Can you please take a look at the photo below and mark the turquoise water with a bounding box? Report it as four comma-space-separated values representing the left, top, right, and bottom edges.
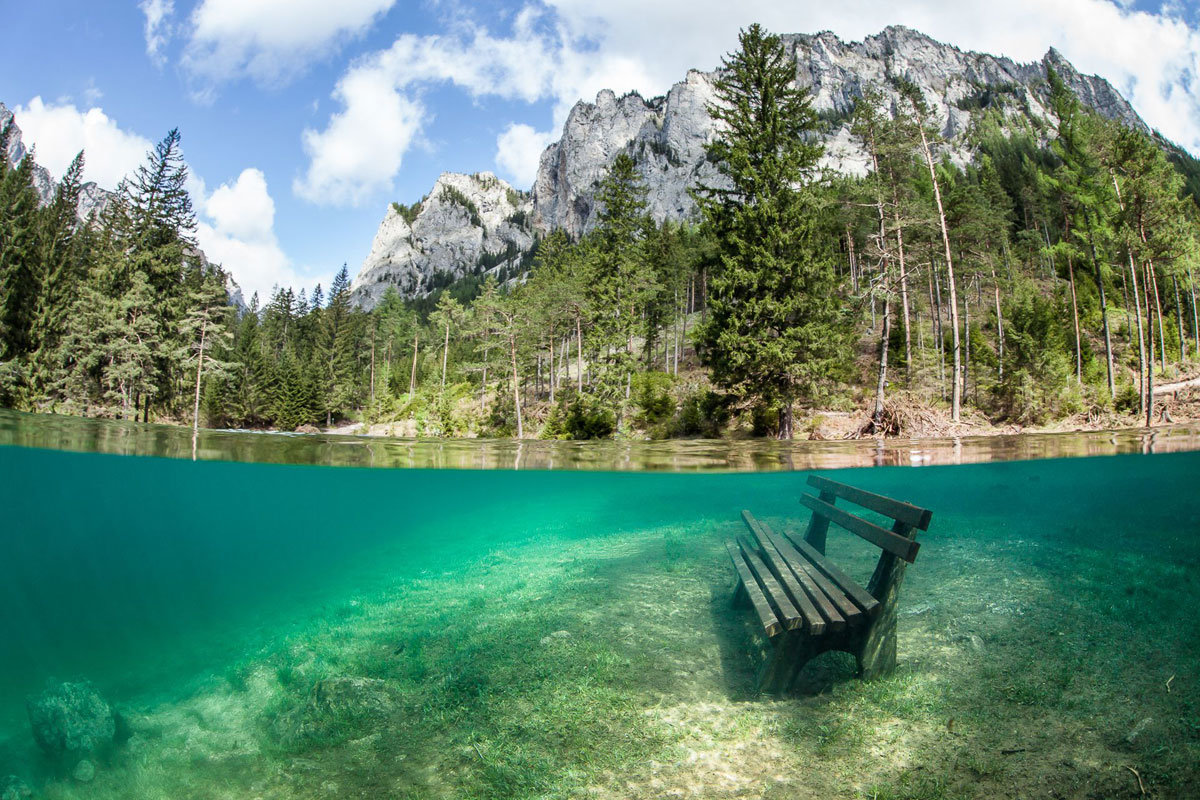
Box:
1, 416, 1199, 797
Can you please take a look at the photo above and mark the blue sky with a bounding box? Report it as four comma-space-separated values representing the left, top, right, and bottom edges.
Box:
1, 0, 1197, 302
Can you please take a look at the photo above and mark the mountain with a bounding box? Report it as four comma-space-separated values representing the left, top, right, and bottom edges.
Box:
352, 171, 535, 308
350, 25, 1153, 308
1, 102, 114, 221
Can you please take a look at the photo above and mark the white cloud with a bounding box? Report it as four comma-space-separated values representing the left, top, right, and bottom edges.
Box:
293, 63, 427, 206
13, 97, 152, 189
195, 168, 302, 302
140, 0, 175, 68
182, 0, 397, 87
495, 123, 557, 187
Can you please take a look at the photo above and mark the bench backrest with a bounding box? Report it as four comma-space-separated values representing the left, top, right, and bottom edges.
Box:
800, 475, 931, 564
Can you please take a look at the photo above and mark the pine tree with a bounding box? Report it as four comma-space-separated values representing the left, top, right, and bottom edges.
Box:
177, 270, 237, 435
695, 24, 851, 437
590, 153, 657, 401
315, 264, 357, 425
28, 151, 87, 397
0, 140, 43, 363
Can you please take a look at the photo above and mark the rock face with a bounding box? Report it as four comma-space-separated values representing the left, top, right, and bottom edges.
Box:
351, 25, 1151, 306
350, 171, 535, 308
1, 103, 114, 220
26, 681, 118, 758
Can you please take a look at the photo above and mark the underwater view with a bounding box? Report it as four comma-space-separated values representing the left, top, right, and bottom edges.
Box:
1, 413, 1198, 799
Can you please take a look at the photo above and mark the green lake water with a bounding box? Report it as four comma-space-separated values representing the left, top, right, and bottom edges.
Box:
1, 411, 1198, 798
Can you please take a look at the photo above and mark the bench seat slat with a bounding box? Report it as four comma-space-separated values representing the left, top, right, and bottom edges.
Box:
725, 540, 782, 637
737, 537, 804, 631
759, 520, 864, 626
741, 511, 827, 635
800, 493, 921, 563
783, 530, 882, 617
807, 475, 933, 531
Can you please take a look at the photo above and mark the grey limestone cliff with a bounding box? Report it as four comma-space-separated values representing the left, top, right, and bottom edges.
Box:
351, 25, 1151, 307
350, 171, 535, 308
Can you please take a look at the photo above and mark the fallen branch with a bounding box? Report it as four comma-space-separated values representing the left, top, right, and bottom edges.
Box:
1126, 766, 1146, 796
1155, 374, 1200, 396
1166, 674, 1175, 694
1000, 747, 1026, 755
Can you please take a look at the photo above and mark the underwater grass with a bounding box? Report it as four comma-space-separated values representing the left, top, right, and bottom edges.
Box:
6, 454, 1199, 799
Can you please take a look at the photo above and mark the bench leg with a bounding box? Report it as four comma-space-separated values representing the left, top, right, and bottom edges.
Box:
857, 554, 910, 680
731, 578, 751, 609
757, 631, 803, 694
856, 610, 897, 680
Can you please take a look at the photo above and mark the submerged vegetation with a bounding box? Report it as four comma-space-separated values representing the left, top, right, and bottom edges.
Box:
2, 449, 1197, 798
1, 26, 1199, 438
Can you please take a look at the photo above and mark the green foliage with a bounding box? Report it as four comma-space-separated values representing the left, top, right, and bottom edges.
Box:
994, 280, 1077, 423
391, 197, 424, 225
696, 24, 853, 436
631, 371, 675, 424
667, 386, 729, 438
564, 396, 616, 440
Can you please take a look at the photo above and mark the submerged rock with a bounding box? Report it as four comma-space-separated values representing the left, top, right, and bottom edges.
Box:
1, 776, 33, 800
72, 759, 95, 783
26, 681, 117, 757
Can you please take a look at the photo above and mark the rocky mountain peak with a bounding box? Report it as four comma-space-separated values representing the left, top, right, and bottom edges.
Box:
349, 170, 534, 308
351, 26, 1157, 307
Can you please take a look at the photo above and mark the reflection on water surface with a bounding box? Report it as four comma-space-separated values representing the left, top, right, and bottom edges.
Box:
1, 407, 1198, 470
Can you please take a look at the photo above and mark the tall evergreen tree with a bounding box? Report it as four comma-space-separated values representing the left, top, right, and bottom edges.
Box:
695, 23, 850, 437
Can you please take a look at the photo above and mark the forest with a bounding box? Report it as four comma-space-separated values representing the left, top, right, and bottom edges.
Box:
1, 24, 1198, 440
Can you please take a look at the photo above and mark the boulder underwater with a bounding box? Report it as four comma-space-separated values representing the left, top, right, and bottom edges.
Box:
0, 776, 33, 800
26, 681, 121, 758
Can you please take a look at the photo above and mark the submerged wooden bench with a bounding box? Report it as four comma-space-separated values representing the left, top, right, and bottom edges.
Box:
727, 475, 932, 693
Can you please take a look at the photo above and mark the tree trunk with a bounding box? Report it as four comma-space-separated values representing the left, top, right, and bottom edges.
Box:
893, 205, 912, 383
1083, 211, 1115, 399
575, 311, 584, 395
1067, 254, 1082, 384
548, 327, 556, 404
932, 256, 946, 399
920, 126, 962, 421
1149, 261, 1166, 372
481, 343, 489, 413
192, 318, 207, 438
1128, 251, 1147, 414
441, 322, 450, 388
1145, 262, 1155, 427
1189, 262, 1199, 355
991, 266, 1004, 384
369, 330, 376, 407
511, 333, 523, 438
847, 224, 859, 294
963, 283, 971, 405
409, 335, 418, 402
1175, 276, 1187, 362
873, 288, 892, 431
